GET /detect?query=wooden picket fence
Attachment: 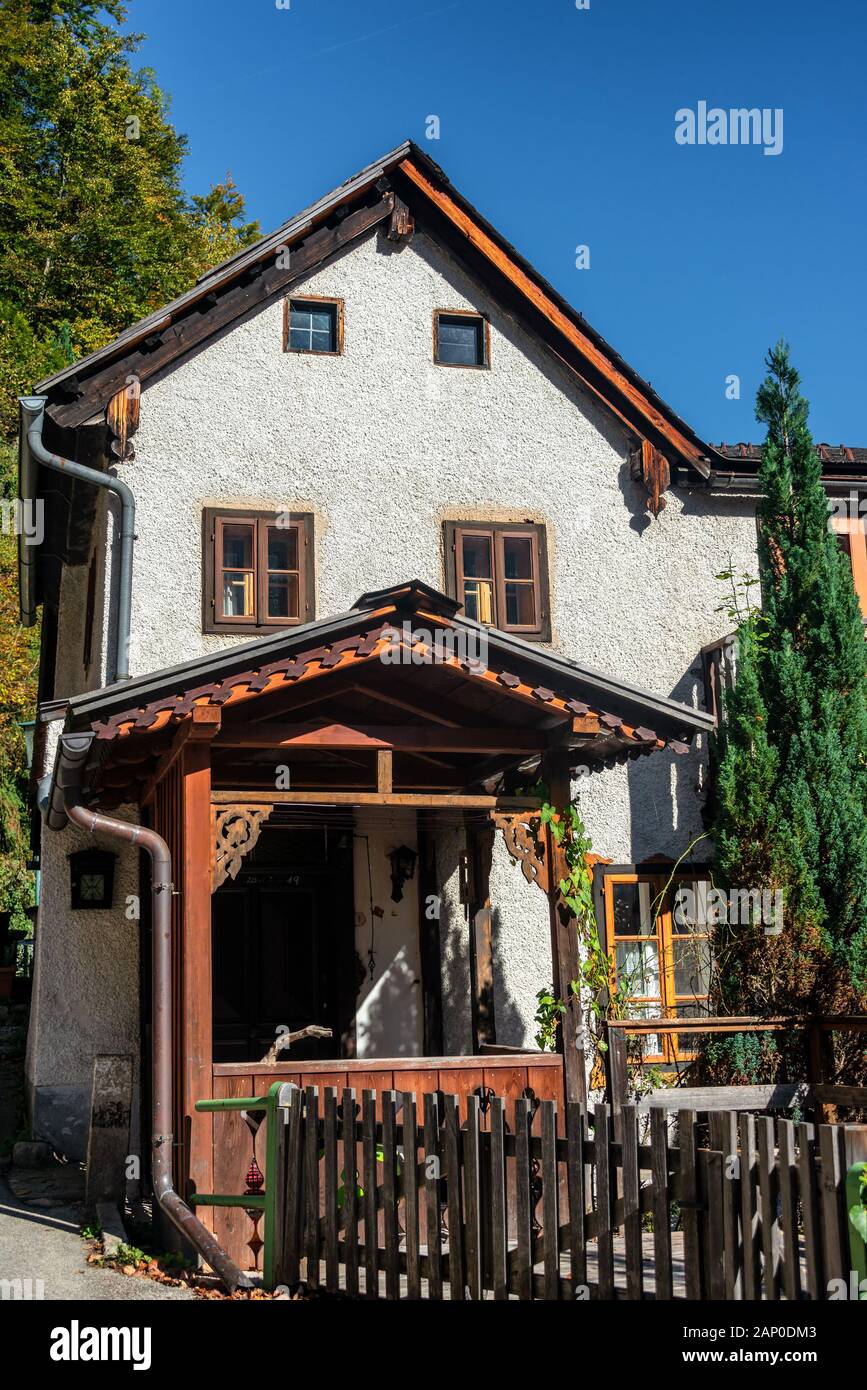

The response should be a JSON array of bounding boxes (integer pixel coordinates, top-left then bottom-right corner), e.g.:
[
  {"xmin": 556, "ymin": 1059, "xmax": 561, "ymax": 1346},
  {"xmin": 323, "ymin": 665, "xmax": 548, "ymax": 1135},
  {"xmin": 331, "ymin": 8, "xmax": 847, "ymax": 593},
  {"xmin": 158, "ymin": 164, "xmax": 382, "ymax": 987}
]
[{"xmin": 246, "ymin": 1084, "xmax": 863, "ymax": 1300}]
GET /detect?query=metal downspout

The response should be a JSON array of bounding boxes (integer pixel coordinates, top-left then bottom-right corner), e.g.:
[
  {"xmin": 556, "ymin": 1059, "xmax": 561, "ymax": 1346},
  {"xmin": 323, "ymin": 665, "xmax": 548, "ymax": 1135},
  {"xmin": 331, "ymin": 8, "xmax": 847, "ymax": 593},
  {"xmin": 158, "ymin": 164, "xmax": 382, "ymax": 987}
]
[
  {"xmin": 64, "ymin": 798, "xmax": 252, "ymax": 1292},
  {"xmin": 19, "ymin": 395, "xmax": 135, "ymax": 682},
  {"xmin": 55, "ymin": 774, "xmax": 251, "ymax": 1291}
]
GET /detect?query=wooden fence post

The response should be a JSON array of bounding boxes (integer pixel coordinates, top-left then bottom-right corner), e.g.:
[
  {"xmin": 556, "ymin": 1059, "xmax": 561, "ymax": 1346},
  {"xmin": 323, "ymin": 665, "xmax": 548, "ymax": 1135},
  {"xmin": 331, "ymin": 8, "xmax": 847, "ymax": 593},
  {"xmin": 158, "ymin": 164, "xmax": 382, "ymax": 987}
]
[
  {"xmin": 540, "ymin": 1100, "xmax": 560, "ymax": 1300},
  {"xmin": 606, "ymin": 1025, "xmax": 628, "ymax": 1140},
  {"xmin": 282, "ymin": 1085, "xmax": 304, "ymax": 1288},
  {"xmin": 594, "ymin": 1102, "xmax": 614, "ymax": 1298},
  {"xmin": 739, "ymin": 1112, "xmax": 761, "ymax": 1300},
  {"xmin": 423, "ymin": 1092, "xmax": 444, "ymax": 1300},
  {"xmin": 490, "ymin": 1097, "xmax": 508, "ymax": 1301},
  {"xmin": 650, "ymin": 1109, "xmax": 673, "ymax": 1300},
  {"xmin": 678, "ymin": 1109, "xmax": 702, "ymax": 1299},
  {"xmin": 621, "ymin": 1104, "xmax": 642, "ymax": 1300},
  {"xmin": 777, "ymin": 1118, "xmax": 801, "ymax": 1302},
  {"xmin": 443, "ymin": 1093, "xmax": 466, "ymax": 1299},
  {"xmin": 798, "ymin": 1120, "xmax": 824, "ymax": 1300},
  {"xmin": 265, "ymin": 1082, "xmax": 292, "ymax": 1291},
  {"xmin": 304, "ymin": 1086, "xmax": 320, "ymax": 1290},
  {"xmin": 381, "ymin": 1090, "xmax": 400, "ymax": 1300},
  {"xmin": 710, "ymin": 1111, "xmax": 741, "ymax": 1300},
  {"xmin": 341, "ymin": 1087, "xmax": 359, "ymax": 1298},
  {"xmin": 701, "ymin": 1147, "xmax": 726, "ymax": 1300},
  {"xmin": 362, "ymin": 1089, "xmax": 378, "ymax": 1297},
  {"xmin": 513, "ymin": 1095, "xmax": 533, "ymax": 1300},
  {"xmin": 818, "ymin": 1123, "xmax": 847, "ymax": 1291},
  {"xmin": 566, "ymin": 1102, "xmax": 588, "ymax": 1291},
  {"xmin": 843, "ymin": 1125, "xmax": 867, "ymax": 1300},
  {"xmin": 757, "ymin": 1116, "xmax": 780, "ymax": 1300},
  {"xmin": 402, "ymin": 1090, "xmax": 421, "ymax": 1300}
]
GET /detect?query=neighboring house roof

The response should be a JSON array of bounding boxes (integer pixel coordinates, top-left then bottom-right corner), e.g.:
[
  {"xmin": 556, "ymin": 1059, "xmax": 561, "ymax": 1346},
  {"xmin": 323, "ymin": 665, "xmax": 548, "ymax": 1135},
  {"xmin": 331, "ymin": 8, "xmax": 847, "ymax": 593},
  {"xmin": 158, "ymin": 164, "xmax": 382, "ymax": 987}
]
[
  {"xmin": 46, "ymin": 580, "xmax": 711, "ymax": 822},
  {"xmin": 33, "ymin": 139, "xmax": 720, "ymax": 475},
  {"xmin": 715, "ymin": 442, "xmax": 867, "ymax": 479}
]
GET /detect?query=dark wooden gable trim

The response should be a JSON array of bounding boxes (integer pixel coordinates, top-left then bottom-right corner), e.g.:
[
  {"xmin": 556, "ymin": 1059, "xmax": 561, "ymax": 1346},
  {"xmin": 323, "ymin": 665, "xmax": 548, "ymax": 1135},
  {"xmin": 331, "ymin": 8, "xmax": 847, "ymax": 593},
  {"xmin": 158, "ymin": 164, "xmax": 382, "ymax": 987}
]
[{"xmin": 46, "ymin": 193, "xmax": 395, "ymax": 431}]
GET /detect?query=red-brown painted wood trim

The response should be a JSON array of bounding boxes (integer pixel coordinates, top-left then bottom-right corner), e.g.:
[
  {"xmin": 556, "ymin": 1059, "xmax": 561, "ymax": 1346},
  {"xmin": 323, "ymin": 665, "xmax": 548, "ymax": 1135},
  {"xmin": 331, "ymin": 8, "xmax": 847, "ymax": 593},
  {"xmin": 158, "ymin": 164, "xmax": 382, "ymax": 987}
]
[
  {"xmin": 182, "ymin": 742, "xmax": 215, "ymax": 1217},
  {"xmin": 399, "ymin": 157, "xmax": 710, "ymax": 476}
]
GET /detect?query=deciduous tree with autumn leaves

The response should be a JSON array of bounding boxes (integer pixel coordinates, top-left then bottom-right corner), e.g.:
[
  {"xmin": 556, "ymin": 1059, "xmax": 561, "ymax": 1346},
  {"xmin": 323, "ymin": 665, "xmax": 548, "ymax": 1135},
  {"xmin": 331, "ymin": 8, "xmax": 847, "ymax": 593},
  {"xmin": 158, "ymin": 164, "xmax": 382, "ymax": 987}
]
[{"xmin": 0, "ymin": 0, "xmax": 261, "ymax": 927}]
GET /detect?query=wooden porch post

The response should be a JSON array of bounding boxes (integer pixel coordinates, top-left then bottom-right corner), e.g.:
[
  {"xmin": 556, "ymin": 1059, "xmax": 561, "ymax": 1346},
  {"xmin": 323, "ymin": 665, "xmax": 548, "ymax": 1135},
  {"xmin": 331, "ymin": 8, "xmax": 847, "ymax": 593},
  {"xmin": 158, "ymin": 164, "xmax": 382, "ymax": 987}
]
[
  {"xmin": 181, "ymin": 740, "xmax": 215, "ymax": 1210},
  {"xmin": 467, "ymin": 822, "xmax": 496, "ymax": 1052},
  {"xmin": 417, "ymin": 824, "xmax": 444, "ymax": 1055},
  {"xmin": 544, "ymin": 752, "xmax": 586, "ymax": 1107}
]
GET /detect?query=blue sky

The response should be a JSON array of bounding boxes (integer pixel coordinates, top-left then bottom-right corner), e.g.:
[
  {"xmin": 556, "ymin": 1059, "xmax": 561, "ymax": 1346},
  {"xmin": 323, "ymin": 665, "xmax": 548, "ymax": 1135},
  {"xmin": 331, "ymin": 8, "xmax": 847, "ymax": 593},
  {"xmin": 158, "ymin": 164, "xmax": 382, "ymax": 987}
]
[{"xmin": 126, "ymin": 0, "xmax": 866, "ymax": 446}]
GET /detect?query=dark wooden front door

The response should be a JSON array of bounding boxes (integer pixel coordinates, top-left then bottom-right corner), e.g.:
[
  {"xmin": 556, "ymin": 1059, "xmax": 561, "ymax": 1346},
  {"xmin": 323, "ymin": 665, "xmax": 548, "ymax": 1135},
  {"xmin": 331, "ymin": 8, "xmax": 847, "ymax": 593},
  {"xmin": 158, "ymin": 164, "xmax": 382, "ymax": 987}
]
[{"xmin": 212, "ymin": 832, "xmax": 354, "ymax": 1063}]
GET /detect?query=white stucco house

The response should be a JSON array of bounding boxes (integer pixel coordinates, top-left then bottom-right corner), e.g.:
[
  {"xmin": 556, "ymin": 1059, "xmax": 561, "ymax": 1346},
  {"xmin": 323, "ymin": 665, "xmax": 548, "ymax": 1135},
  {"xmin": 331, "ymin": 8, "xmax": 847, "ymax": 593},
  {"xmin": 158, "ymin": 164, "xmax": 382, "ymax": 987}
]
[{"xmin": 16, "ymin": 142, "xmax": 867, "ymax": 1269}]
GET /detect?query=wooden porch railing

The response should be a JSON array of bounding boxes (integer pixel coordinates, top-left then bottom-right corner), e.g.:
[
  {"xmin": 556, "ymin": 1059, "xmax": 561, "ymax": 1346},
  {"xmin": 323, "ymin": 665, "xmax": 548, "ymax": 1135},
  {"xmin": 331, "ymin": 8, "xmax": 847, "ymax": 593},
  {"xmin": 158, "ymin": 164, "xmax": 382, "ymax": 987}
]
[
  {"xmin": 604, "ymin": 1015, "xmax": 867, "ymax": 1126},
  {"xmin": 193, "ymin": 1083, "xmax": 867, "ymax": 1300}
]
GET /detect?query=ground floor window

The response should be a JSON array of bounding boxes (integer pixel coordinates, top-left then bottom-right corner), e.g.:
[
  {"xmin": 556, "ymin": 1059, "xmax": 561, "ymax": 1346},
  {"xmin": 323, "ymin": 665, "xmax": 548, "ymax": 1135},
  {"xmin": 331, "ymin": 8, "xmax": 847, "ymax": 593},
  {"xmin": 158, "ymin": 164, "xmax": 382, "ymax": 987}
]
[{"xmin": 596, "ymin": 866, "xmax": 713, "ymax": 1064}]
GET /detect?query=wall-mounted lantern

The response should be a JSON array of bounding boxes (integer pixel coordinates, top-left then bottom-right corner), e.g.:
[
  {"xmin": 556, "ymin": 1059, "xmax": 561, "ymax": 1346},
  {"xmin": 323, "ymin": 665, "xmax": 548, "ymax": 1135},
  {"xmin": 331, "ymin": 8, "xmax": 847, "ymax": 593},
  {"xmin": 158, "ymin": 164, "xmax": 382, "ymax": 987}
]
[
  {"xmin": 388, "ymin": 845, "xmax": 417, "ymax": 903},
  {"xmin": 69, "ymin": 849, "xmax": 116, "ymax": 910}
]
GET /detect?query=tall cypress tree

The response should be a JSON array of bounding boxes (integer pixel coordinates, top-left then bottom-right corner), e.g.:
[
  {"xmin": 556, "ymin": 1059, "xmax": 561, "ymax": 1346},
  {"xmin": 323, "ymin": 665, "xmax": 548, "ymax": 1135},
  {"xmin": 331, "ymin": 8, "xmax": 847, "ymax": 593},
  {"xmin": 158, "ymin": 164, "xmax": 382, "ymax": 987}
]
[{"xmin": 712, "ymin": 342, "xmax": 867, "ymax": 1028}]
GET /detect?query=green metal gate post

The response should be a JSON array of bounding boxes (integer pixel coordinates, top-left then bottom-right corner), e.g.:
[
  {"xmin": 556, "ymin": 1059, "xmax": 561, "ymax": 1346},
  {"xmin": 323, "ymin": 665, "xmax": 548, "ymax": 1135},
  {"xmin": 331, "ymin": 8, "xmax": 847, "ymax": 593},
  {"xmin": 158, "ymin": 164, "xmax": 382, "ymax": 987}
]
[{"xmin": 193, "ymin": 1081, "xmax": 294, "ymax": 1291}]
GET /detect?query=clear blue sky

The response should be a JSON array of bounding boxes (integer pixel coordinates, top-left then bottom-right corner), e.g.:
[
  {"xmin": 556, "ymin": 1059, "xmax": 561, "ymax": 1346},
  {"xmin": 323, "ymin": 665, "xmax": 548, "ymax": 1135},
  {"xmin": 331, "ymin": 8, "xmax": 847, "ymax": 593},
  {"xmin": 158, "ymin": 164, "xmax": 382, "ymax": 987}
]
[{"xmin": 126, "ymin": 0, "xmax": 866, "ymax": 446}]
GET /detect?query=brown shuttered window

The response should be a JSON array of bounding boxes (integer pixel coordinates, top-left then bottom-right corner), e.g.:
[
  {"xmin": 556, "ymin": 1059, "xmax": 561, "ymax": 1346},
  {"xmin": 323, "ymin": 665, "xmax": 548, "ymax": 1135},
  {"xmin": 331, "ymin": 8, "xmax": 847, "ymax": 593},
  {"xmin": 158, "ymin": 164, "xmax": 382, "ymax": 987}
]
[
  {"xmin": 203, "ymin": 509, "xmax": 314, "ymax": 634},
  {"xmin": 444, "ymin": 521, "xmax": 550, "ymax": 640}
]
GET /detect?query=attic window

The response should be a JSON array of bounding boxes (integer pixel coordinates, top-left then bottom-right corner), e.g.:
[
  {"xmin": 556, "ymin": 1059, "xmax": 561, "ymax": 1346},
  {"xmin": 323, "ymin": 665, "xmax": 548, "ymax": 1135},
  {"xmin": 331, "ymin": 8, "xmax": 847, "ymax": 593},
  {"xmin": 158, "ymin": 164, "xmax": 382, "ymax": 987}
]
[
  {"xmin": 284, "ymin": 297, "xmax": 343, "ymax": 355},
  {"xmin": 203, "ymin": 508, "xmax": 314, "ymax": 635},
  {"xmin": 434, "ymin": 311, "xmax": 489, "ymax": 368}
]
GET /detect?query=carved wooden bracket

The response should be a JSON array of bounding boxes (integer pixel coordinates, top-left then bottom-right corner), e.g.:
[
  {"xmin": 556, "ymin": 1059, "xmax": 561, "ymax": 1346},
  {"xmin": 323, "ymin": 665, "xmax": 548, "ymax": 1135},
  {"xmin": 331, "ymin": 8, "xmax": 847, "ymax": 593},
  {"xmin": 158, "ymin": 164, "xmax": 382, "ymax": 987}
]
[
  {"xmin": 630, "ymin": 439, "xmax": 670, "ymax": 518},
  {"xmin": 492, "ymin": 816, "xmax": 613, "ymax": 902},
  {"xmin": 106, "ymin": 374, "xmax": 141, "ymax": 462},
  {"xmin": 387, "ymin": 194, "xmax": 415, "ymax": 243},
  {"xmin": 491, "ymin": 812, "xmax": 549, "ymax": 894},
  {"xmin": 211, "ymin": 804, "xmax": 273, "ymax": 892}
]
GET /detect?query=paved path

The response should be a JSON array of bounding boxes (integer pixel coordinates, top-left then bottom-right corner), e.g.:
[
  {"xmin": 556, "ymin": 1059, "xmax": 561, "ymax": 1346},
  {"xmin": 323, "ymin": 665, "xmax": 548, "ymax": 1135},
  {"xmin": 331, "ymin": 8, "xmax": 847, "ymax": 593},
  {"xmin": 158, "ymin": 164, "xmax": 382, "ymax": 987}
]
[{"xmin": 0, "ymin": 1176, "xmax": 194, "ymax": 1302}]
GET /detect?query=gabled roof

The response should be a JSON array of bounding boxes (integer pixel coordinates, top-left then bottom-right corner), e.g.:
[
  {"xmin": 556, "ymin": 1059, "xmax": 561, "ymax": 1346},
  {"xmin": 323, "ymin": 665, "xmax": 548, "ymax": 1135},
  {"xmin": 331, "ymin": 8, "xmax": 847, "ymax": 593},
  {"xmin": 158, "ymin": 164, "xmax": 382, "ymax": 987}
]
[
  {"xmin": 47, "ymin": 580, "xmax": 712, "ymax": 821},
  {"xmin": 35, "ymin": 140, "xmax": 721, "ymax": 475}
]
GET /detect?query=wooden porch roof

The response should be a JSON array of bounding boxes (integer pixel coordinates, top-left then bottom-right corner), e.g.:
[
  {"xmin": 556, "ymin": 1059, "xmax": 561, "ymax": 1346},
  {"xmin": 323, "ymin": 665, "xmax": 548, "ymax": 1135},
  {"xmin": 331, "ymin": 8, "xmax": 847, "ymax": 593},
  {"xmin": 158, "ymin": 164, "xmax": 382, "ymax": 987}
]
[{"xmin": 60, "ymin": 581, "xmax": 712, "ymax": 809}]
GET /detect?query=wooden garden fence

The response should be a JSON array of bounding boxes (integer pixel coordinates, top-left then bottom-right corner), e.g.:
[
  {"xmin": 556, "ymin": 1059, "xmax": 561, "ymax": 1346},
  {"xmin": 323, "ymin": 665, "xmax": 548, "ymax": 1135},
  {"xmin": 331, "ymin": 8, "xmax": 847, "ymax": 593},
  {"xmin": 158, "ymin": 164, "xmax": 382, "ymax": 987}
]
[{"xmin": 195, "ymin": 1082, "xmax": 867, "ymax": 1300}]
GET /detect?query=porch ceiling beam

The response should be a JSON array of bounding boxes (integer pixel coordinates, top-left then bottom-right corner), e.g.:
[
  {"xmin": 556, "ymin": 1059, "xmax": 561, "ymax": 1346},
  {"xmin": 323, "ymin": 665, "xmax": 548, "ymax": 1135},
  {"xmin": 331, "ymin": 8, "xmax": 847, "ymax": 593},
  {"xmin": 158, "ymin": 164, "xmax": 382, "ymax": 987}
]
[
  {"xmin": 464, "ymin": 751, "xmax": 539, "ymax": 790},
  {"xmin": 141, "ymin": 706, "xmax": 221, "ymax": 806},
  {"xmin": 211, "ymin": 790, "xmax": 542, "ymax": 810},
  {"xmin": 215, "ymin": 722, "xmax": 553, "ymax": 752},
  {"xmin": 377, "ymin": 749, "xmax": 393, "ymax": 794},
  {"xmin": 348, "ymin": 683, "xmax": 464, "ymax": 727},
  {"xmin": 213, "ymin": 780, "xmax": 465, "ymax": 791}
]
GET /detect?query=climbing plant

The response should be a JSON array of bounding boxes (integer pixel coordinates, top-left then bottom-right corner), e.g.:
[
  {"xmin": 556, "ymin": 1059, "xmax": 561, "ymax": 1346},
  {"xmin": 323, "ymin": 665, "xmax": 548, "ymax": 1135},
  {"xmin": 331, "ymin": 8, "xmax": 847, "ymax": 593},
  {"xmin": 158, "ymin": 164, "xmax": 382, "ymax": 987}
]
[{"xmin": 532, "ymin": 800, "xmax": 643, "ymax": 1088}]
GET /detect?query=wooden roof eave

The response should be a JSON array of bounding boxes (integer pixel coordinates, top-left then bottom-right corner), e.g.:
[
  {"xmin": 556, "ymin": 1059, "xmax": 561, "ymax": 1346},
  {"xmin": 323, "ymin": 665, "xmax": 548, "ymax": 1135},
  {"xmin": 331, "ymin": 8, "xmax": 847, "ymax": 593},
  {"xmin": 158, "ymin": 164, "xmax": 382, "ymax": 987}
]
[
  {"xmin": 35, "ymin": 142, "xmax": 415, "ymax": 402},
  {"xmin": 77, "ymin": 660, "xmax": 700, "ymax": 812}
]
